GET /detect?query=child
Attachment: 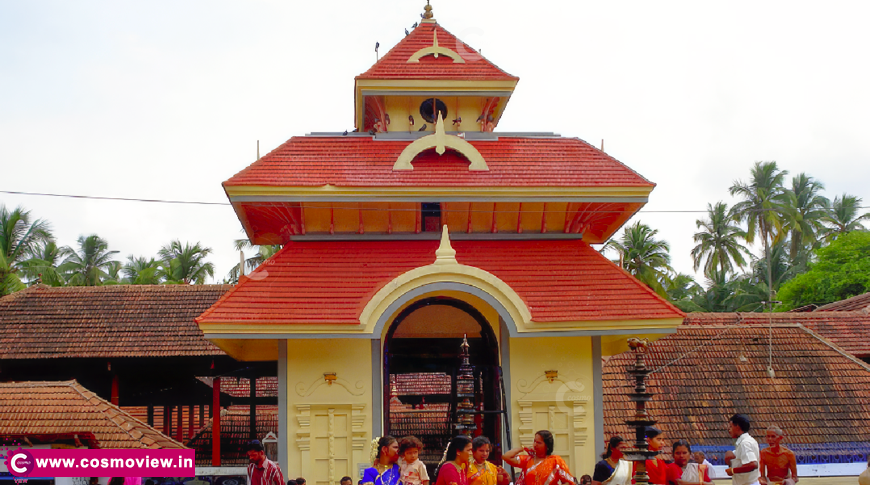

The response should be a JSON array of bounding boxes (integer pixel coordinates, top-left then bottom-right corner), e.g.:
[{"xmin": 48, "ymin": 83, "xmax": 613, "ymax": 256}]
[
  {"xmin": 644, "ymin": 427, "xmax": 668, "ymax": 485},
  {"xmin": 469, "ymin": 436, "xmax": 508, "ymax": 485},
  {"xmin": 666, "ymin": 440, "xmax": 712, "ymax": 485},
  {"xmin": 759, "ymin": 426, "xmax": 798, "ymax": 485},
  {"xmin": 399, "ymin": 435, "xmax": 430, "ymax": 485}
]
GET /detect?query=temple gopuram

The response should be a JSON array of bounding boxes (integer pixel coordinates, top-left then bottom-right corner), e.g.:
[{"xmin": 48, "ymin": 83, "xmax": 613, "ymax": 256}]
[{"xmin": 197, "ymin": 3, "xmax": 685, "ymax": 481}]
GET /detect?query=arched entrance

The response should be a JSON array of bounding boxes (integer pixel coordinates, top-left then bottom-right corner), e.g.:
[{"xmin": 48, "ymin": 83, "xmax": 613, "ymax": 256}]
[{"xmin": 383, "ymin": 296, "xmax": 505, "ymax": 471}]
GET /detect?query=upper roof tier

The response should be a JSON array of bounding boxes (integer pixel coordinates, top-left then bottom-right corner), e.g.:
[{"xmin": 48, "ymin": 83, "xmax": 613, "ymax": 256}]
[
  {"xmin": 353, "ymin": 12, "xmax": 519, "ymax": 131},
  {"xmin": 222, "ymin": 5, "xmax": 656, "ymax": 244},
  {"xmin": 356, "ymin": 21, "xmax": 518, "ymax": 82}
]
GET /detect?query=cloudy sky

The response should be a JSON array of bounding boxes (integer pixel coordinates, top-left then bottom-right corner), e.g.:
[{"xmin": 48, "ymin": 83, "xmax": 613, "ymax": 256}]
[{"xmin": 2, "ymin": 0, "xmax": 869, "ymax": 282}]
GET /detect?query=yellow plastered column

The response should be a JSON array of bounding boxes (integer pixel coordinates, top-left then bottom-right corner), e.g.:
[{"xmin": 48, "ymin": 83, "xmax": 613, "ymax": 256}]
[
  {"xmin": 286, "ymin": 339, "xmax": 373, "ymax": 485},
  {"xmin": 508, "ymin": 336, "xmax": 596, "ymax": 477}
]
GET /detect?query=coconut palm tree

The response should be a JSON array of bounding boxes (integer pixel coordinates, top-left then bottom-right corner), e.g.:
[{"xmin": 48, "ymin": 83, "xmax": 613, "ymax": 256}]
[
  {"xmin": 603, "ymin": 221, "xmax": 674, "ymax": 297},
  {"xmin": 665, "ymin": 272, "xmax": 701, "ymax": 302},
  {"xmin": 0, "ymin": 205, "xmax": 53, "ymax": 295},
  {"xmin": 781, "ymin": 173, "xmax": 828, "ymax": 260},
  {"xmin": 18, "ymin": 241, "xmax": 71, "ymax": 287},
  {"xmin": 122, "ymin": 255, "xmax": 163, "ymax": 285},
  {"xmin": 226, "ymin": 238, "xmax": 282, "ymax": 283},
  {"xmin": 821, "ymin": 194, "xmax": 870, "ymax": 242},
  {"xmin": 158, "ymin": 240, "xmax": 215, "ymax": 284},
  {"xmin": 729, "ymin": 161, "xmax": 789, "ymax": 305},
  {"xmin": 60, "ymin": 234, "xmax": 120, "ymax": 286},
  {"xmin": 691, "ymin": 202, "xmax": 750, "ymax": 278}
]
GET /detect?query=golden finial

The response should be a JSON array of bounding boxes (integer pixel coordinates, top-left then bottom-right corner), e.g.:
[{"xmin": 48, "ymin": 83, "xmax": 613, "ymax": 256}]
[
  {"xmin": 435, "ymin": 224, "xmax": 457, "ymax": 265},
  {"xmin": 422, "ymin": 0, "xmax": 434, "ymax": 21}
]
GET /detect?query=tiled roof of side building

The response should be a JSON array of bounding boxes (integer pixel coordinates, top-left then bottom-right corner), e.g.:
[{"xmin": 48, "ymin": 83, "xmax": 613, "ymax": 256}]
[
  {"xmin": 356, "ymin": 23, "xmax": 518, "ymax": 81},
  {"xmin": 0, "ymin": 284, "xmax": 233, "ymax": 359},
  {"xmin": 186, "ymin": 406, "xmax": 278, "ymax": 466},
  {"xmin": 0, "ymin": 380, "xmax": 185, "ymax": 449},
  {"xmin": 682, "ymin": 312, "xmax": 870, "ymax": 359},
  {"xmin": 815, "ymin": 291, "xmax": 870, "ymax": 312},
  {"xmin": 222, "ymin": 136, "xmax": 654, "ymax": 188},
  {"xmin": 197, "ymin": 239, "xmax": 684, "ymax": 325},
  {"xmin": 602, "ymin": 324, "xmax": 870, "ymax": 446}
]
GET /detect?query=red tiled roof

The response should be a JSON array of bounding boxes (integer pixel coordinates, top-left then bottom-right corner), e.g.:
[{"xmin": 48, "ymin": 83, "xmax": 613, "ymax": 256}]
[
  {"xmin": 815, "ymin": 292, "xmax": 870, "ymax": 312},
  {"xmin": 195, "ymin": 376, "xmax": 280, "ymax": 399},
  {"xmin": 683, "ymin": 312, "xmax": 870, "ymax": 359},
  {"xmin": 223, "ymin": 136, "xmax": 654, "ymax": 189},
  {"xmin": 356, "ymin": 23, "xmax": 517, "ymax": 81},
  {"xmin": 0, "ymin": 380, "xmax": 185, "ymax": 449},
  {"xmin": 0, "ymin": 285, "xmax": 233, "ymax": 359},
  {"xmin": 197, "ymin": 239, "xmax": 684, "ymax": 325},
  {"xmin": 186, "ymin": 406, "xmax": 278, "ymax": 466},
  {"xmin": 602, "ymin": 324, "xmax": 870, "ymax": 446}
]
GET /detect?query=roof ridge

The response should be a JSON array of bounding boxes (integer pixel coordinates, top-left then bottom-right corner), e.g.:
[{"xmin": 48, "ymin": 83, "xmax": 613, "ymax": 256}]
[
  {"xmin": 597, "ymin": 247, "xmax": 686, "ymax": 318},
  {"xmin": 356, "ymin": 22, "xmax": 518, "ymax": 81},
  {"xmin": 195, "ymin": 245, "xmax": 291, "ymax": 324},
  {"xmin": 66, "ymin": 380, "xmax": 186, "ymax": 449},
  {"xmin": 815, "ymin": 291, "xmax": 870, "ymax": 311},
  {"xmin": 571, "ymin": 137, "xmax": 656, "ymax": 187},
  {"xmin": 0, "ymin": 379, "xmax": 78, "ymax": 388},
  {"xmin": 0, "ymin": 284, "xmax": 40, "ymax": 304},
  {"xmin": 795, "ymin": 324, "xmax": 870, "ymax": 372}
]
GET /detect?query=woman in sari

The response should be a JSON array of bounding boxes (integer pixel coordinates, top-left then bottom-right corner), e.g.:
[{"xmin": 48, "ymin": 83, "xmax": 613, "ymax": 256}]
[
  {"xmin": 435, "ymin": 435, "xmax": 473, "ymax": 485},
  {"xmin": 592, "ymin": 436, "xmax": 631, "ymax": 485},
  {"xmin": 502, "ymin": 430, "xmax": 575, "ymax": 485},
  {"xmin": 363, "ymin": 436, "xmax": 401, "ymax": 485}
]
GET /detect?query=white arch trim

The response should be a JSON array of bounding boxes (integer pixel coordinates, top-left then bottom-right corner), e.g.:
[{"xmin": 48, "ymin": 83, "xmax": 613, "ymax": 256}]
[
  {"xmin": 360, "ymin": 263, "xmax": 532, "ymax": 338},
  {"xmin": 368, "ymin": 281, "xmax": 523, "ymax": 339}
]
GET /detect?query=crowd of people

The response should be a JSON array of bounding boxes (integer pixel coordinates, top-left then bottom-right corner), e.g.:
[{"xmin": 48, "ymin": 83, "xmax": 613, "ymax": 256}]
[
  {"xmin": 242, "ymin": 413, "xmax": 804, "ymax": 485},
  {"xmin": 590, "ymin": 414, "xmax": 796, "ymax": 485}
]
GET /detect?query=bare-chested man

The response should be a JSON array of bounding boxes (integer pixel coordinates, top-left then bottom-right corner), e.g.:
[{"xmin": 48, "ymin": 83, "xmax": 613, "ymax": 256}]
[{"xmin": 759, "ymin": 426, "xmax": 797, "ymax": 485}]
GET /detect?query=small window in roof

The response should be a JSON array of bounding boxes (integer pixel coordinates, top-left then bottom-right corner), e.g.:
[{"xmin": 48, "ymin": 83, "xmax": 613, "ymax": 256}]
[{"xmin": 419, "ymin": 98, "xmax": 448, "ymax": 124}]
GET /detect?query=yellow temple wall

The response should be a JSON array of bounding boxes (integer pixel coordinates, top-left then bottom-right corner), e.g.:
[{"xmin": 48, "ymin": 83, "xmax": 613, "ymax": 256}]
[
  {"xmin": 507, "ymin": 336, "xmax": 596, "ymax": 477},
  {"xmin": 384, "ymin": 96, "xmax": 491, "ymax": 132},
  {"xmin": 284, "ymin": 339, "xmax": 373, "ymax": 485}
]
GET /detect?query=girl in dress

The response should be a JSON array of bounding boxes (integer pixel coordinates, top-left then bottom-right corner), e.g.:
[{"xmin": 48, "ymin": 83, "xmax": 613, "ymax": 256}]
[{"xmin": 363, "ymin": 436, "xmax": 401, "ymax": 485}]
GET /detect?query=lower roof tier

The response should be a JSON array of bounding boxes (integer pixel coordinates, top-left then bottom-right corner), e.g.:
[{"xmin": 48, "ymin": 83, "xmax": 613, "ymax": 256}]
[{"xmin": 196, "ymin": 238, "xmax": 684, "ymax": 333}]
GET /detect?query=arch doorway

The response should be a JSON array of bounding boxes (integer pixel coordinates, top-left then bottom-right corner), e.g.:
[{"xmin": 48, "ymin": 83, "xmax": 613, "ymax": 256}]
[{"xmin": 383, "ymin": 297, "xmax": 505, "ymax": 472}]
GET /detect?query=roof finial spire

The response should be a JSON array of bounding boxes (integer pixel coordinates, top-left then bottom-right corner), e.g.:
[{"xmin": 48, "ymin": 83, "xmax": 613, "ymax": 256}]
[{"xmin": 422, "ymin": 0, "xmax": 434, "ymax": 21}]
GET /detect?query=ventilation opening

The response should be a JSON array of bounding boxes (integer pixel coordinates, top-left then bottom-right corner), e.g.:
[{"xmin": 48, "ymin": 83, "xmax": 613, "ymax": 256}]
[
  {"xmin": 420, "ymin": 98, "xmax": 448, "ymax": 123},
  {"xmin": 422, "ymin": 203, "xmax": 441, "ymax": 232}
]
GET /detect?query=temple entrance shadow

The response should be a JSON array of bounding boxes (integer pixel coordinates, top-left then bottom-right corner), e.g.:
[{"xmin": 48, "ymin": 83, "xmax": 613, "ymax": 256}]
[{"xmin": 383, "ymin": 296, "xmax": 504, "ymax": 474}]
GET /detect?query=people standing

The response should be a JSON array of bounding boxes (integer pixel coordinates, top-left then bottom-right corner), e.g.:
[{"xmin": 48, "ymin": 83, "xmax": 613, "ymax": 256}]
[
  {"xmin": 859, "ymin": 456, "xmax": 870, "ymax": 485},
  {"xmin": 725, "ymin": 414, "xmax": 760, "ymax": 485},
  {"xmin": 468, "ymin": 436, "xmax": 501, "ymax": 485},
  {"xmin": 759, "ymin": 426, "xmax": 797, "ymax": 485},
  {"xmin": 399, "ymin": 436, "xmax": 430, "ymax": 485},
  {"xmin": 665, "ymin": 440, "xmax": 712, "ymax": 485},
  {"xmin": 246, "ymin": 440, "xmax": 286, "ymax": 485},
  {"xmin": 643, "ymin": 427, "xmax": 668, "ymax": 485},
  {"xmin": 363, "ymin": 436, "xmax": 402, "ymax": 485},
  {"xmin": 502, "ymin": 430, "xmax": 575, "ymax": 485},
  {"xmin": 692, "ymin": 452, "xmax": 715, "ymax": 479},
  {"xmin": 591, "ymin": 436, "xmax": 630, "ymax": 485},
  {"xmin": 435, "ymin": 435, "xmax": 473, "ymax": 485}
]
